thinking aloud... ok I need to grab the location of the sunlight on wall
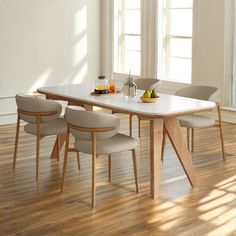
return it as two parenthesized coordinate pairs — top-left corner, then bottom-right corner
(73, 35), (87, 68)
(74, 6), (87, 36)
(28, 69), (52, 93)
(73, 62), (88, 83)
(72, 6), (88, 82)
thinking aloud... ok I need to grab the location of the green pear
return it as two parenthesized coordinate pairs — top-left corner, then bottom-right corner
(151, 89), (159, 98)
(143, 89), (151, 98)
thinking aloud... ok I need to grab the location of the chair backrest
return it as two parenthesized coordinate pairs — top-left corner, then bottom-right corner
(15, 94), (62, 123)
(133, 78), (160, 91)
(65, 106), (120, 141)
(175, 85), (220, 103)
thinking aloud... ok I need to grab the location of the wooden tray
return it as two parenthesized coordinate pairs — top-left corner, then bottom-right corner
(90, 90), (121, 96)
(140, 96), (159, 103)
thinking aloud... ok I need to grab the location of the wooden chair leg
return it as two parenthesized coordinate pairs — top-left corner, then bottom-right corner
(129, 114), (133, 137)
(161, 128), (166, 162)
(191, 128), (194, 153)
(217, 103), (225, 161)
(13, 114), (20, 170)
(56, 135), (60, 162)
(76, 151), (80, 170)
(187, 128), (190, 151)
(132, 149), (139, 193)
(92, 132), (97, 208)
(36, 116), (40, 181)
(108, 154), (111, 182)
(61, 129), (70, 192)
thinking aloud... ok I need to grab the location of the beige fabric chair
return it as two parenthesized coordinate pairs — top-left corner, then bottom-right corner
(113, 78), (160, 137)
(13, 94), (69, 180)
(134, 78), (160, 137)
(61, 106), (140, 207)
(174, 85), (225, 160)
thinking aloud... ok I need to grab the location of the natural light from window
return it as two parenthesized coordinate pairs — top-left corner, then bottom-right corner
(158, 0), (193, 84)
(113, 0), (141, 75)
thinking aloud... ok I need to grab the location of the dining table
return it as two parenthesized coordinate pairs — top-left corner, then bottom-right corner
(37, 83), (216, 199)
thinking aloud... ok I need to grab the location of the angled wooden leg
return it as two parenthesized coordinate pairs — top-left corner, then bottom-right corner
(36, 116), (40, 181)
(187, 128), (190, 151)
(132, 149), (139, 193)
(51, 133), (66, 159)
(108, 154), (111, 182)
(191, 128), (194, 153)
(61, 128), (70, 192)
(76, 151), (80, 170)
(92, 132), (97, 208)
(13, 114), (20, 170)
(129, 114), (133, 137)
(164, 116), (199, 188)
(217, 103), (225, 161)
(150, 118), (164, 199)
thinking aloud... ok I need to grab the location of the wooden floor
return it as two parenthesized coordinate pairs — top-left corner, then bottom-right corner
(1, 114), (236, 236)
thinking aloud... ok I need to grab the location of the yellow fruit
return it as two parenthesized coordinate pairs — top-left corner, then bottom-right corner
(151, 89), (159, 98)
(143, 89), (151, 98)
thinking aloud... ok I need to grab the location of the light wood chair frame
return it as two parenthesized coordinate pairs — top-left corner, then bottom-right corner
(61, 123), (140, 208)
(13, 108), (64, 180)
(161, 102), (225, 161)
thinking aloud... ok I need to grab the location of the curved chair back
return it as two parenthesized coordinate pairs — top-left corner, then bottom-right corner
(133, 78), (160, 91)
(175, 85), (220, 103)
(65, 106), (120, 141)
(16, 94), (62, 123)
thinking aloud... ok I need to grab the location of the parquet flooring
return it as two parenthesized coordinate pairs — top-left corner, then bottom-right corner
(1, 114), (236, 236)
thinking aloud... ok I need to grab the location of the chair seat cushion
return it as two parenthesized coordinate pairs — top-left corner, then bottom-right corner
(178, 114), (215, 128)
(74, 133), (138, 155)
(24, 118), (67, 136)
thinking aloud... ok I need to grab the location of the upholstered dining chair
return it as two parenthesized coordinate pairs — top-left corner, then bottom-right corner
(13, 94), (70, 180)
(113, 78), (160, 137)
(174, 85), (225, 160)
(61, 106), (140, 207)
(134, 78), (160, 138)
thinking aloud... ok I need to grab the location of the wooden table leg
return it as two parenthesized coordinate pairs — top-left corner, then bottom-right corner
(50, 133), (67, 159)
(150, 118), (164, 199)
(164, 116), (199, 187)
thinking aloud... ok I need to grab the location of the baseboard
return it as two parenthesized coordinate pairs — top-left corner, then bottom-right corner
(0, 114), (17, 125)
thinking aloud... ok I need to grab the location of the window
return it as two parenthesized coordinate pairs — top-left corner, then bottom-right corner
(158, 0), (193, 83)
(113, 0), (141, 75)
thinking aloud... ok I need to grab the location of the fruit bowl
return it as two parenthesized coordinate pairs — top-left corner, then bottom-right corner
(140, 96), (159, 103)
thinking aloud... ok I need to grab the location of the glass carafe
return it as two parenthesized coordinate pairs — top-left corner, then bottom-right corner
(95, 75), (109, 94)
(123, 75), (137, 98)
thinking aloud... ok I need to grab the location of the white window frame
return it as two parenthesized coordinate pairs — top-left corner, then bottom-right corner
(158, 0), (194, 85)
(113, 0), (141, 77)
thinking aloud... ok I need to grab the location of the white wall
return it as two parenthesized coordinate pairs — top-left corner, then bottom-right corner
(193, 0), (225, 89)
(0, 0), (101, 118)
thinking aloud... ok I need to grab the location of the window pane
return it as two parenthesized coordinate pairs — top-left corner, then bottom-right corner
(124, 51), (140, 75)
(125, 0), (140, 9)
(167, 0), (193, 8)
(125, 35), (140, 51)
(168, 9), (192, 36)
(125, 10), (141, 34)
(168, 38), (192, 58)
(167, 57), (192, 83)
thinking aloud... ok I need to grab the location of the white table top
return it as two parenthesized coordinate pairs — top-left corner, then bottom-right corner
(37, 83), (216, 117)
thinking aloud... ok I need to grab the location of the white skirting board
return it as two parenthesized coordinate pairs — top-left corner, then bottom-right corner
(0, 114), (17, 125)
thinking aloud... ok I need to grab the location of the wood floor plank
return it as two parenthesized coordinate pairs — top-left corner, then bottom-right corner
(1, 114), (236, 235)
